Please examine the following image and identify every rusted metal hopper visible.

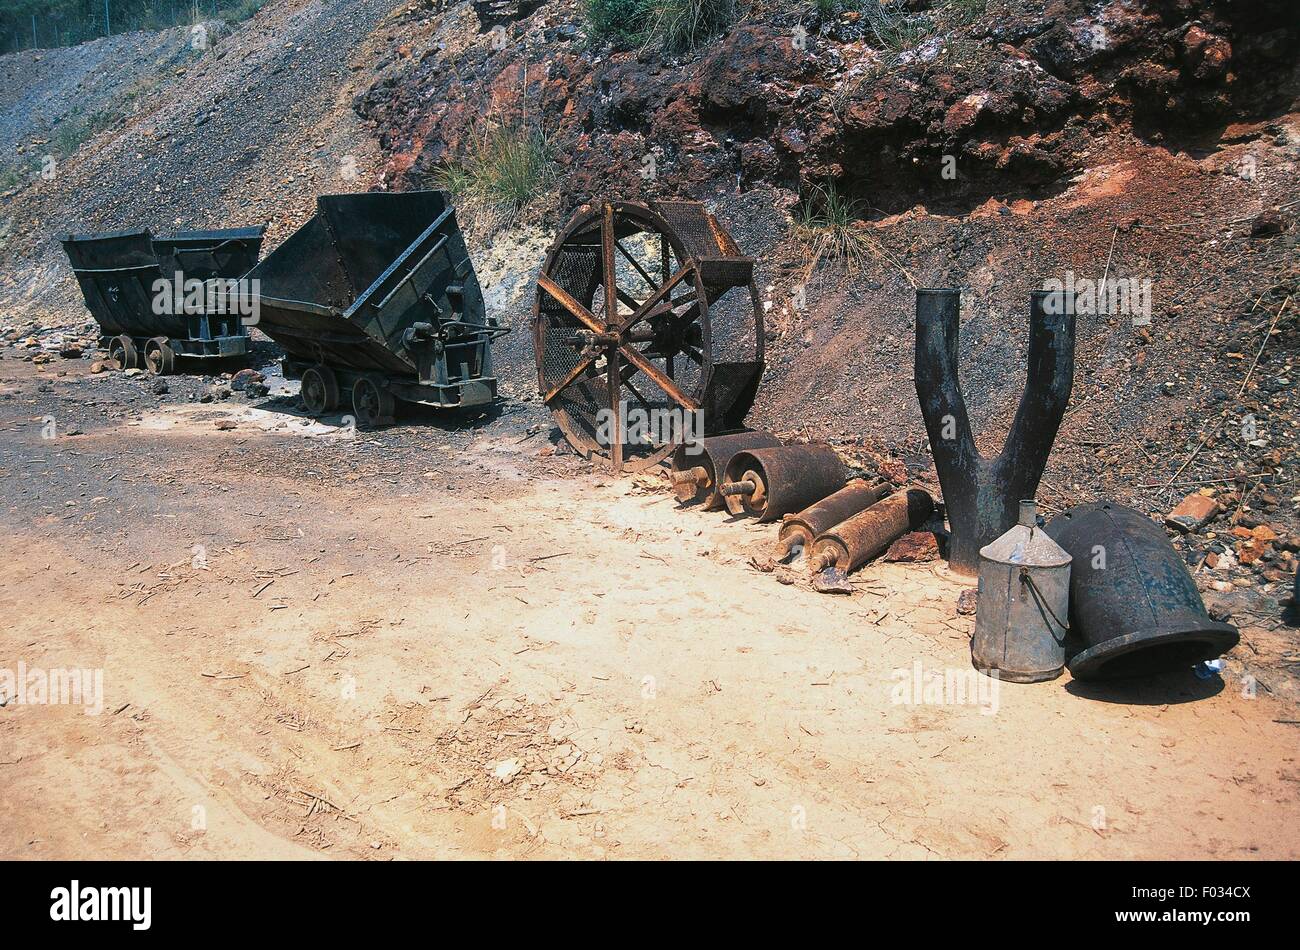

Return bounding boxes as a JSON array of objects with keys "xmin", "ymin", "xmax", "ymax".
[
  {"xmin": 1045, "ymin": 502, "xmax": 1239, "ymax": 680},
  {"xmin": 245, "ymin": 192, "xmax": 506, "ymax": 427},
  {"xmin": 533, "ymin": 200, "xmax": 764, "ymax": 473},
  {"xmin": 61, "ymin": 225, "xmax": 264, "ymax": 373}
]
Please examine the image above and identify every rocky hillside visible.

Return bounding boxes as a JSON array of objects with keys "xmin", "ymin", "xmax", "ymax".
[{"xmin": 2, "ymin": 0, "xmax": 1298, "ymax": 604}]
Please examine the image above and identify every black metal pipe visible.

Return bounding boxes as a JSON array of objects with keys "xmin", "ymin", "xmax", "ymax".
[{"xmin": 914, "ymin": 288, "xmax": 1075, "ymax": 575}]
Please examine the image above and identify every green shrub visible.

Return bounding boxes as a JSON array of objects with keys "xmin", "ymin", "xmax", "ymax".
[{"xmin": 430, "ymin": 122, "xmax": 558, "ymax": 233}]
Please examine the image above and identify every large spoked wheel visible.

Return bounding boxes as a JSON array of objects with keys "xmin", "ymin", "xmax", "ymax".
[
  {"xmin": 351, "ymin": 374, "xmax": 395, "ymax": 429},
  {"xmin": 301, "ymin": 364, "xmax": 340, "ymax": 416},
  {"xmin": 143, "ymin": 337, "xmax": 177, "ymax": 375},
  {"xmin": 535, "ymin": 201, "xmax": 755, "ymax": 473},
  {"xmin": 108, "ymin": 334, "xmax": 140, "ymax": 370}
]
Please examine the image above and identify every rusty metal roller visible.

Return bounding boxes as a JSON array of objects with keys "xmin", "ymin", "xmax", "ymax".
[
  {"xmin": 810, "ymin": 488, "xmax": 935, "ymax": 573},
  {"xmin": 775, "ymin": 479, "xmax": 891, "ymax": 558},
  {"xmin": 1045, "ymin": 502, "xmax": 1239, "ymax": 680},
  {"xmin": 670, "ymin": 430, "xmax": 781, "ymax": 509},
  {"xmin": 719, "ymin": 444, "xmax": 847, "ymax": 522}
]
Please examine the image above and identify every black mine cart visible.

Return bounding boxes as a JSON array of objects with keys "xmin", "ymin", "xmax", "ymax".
[
  {"xmin": 244, "ymin": 191, "xmax": 506, "ymax": 427},
  {"xmin": 61, "ymin": 225, "xmax": 266, "ymax": 374}
]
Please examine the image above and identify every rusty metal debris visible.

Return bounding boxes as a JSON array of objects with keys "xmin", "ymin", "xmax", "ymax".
[
  {"xmin": 1045, "ymin": 502, "xmax": 1239, "ymax": 680},
  {"xmin": 670, "ymin": 429, "xmax": 781, "ymax": 508},
  {"xmin": 775, "ymin": 479, "xmax": 890, "ymax": 559},
  {"xmin": 810, "ymin": 487, "xmax": 934, "ymax": 574},
  {"xmin": 244, "ymin": 192, "xmax": 506, "ymax": 428},
  {"xmin": 720, "ymin": 444, "xmax": 846, "ymax": 523},
  {"xmin": 915, "ymin": 288, "xmax": 1076, "ymax": 576},
  {"xmin": 62, "ymin": 225, "xmax": 265, "ymax": 373},
  {"xmin": 533, "ymin": 200, "xmax": 764, "ymax": 473}
]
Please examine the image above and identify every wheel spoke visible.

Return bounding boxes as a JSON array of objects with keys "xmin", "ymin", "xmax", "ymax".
[
  {"xmin": 602, "ymin": 204, "xmax": 622, "ymax": 472},
  {"xmin": 620, "ymin": 345, "xmax": 699, "ymax": 412},
  {"xmin": 615, "ymin": 239, "xmax": 660, "ymax": 293},
  {"xmin": 542, "ymin": 349, "xmax": 601, "ymax": 405},
  {"xmin": 537, "ymin": 273, "xmax": 603, "ymax": 335},
  {"xmin": 612, "ymin": 264, "xmax": 695, "ymax": 337}
]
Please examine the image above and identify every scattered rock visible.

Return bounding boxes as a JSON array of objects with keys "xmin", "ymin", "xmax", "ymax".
[
  {"xmin": 230, "ymin": 369, "xmax": 265, "ymax": 392},
  {"xmin": 1165, "ymin": 493, "xmax": 1220, "ymax": 533},
  {"xmin": 489, "ymin": 757, "xmax": 523, "ymax": 784},
  {"xmin": 812, "ymin": 567, "xmax": 853, "ymax": 595},
  {"xmin": 884, "ymin": 531, "xmax": 940, "ymax": 562},
  {"xmin": 956, "ymin": 589, "xmax": 978, "ymax": 615},
  {"xmin": 214, "ymin": 419, "xmax": 238, "ymax": 431},
  {"xmin": 1250, "ymin": 210, "xmax": 1285, "ymax": 238}
]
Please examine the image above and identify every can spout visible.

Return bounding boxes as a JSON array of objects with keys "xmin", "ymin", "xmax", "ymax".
[{"xmin": 1018, "ymin": 499, "xmax": 1037, "ymax": 528}]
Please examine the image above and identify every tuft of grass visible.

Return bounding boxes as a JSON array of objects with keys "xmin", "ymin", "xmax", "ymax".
[
  {"xmin": 944, "ymin": 0, "xmax": 988, "ymax": 26},
  {"xmin": 430, "ymin": 122, "xmax": 558, "ymax": 235},
  {"xmin": 646, "ymin": 0, "xmax": 736, "ymax": 55},
  {"xmin": 584, "ymin": 0, "xmax": 650, "ymax": 47},
  {"xmin": 585, "ymin": 0, "xmax": 736, "ymax": 53},
  {"xmin": 793, "ymin": 181, "xmax": 871, "ymax": 274}
]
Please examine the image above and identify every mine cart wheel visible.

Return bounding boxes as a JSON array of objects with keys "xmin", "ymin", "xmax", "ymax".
[
  {"xmin": 108, "ymin": 334, "xmax": 140, "ymax": 371},
  {"xmin": 351, "ymin": 374, "xmax": 395, "ymax": 429},
  {"xmin": 532, "ymin": 200, "xmax": 763, "ymax": 474},
  {"xmin": 300, "ymin": 365, "xmax": 340, "ymax": 416},
  {"xmin": 143, "ymin": 337, "xmax": 177, "ymax": 375}
]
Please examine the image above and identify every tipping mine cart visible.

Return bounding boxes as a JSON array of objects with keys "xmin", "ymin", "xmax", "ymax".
[
  {"xmin": 244, "ymin": 191, "xmax": 506, "ymax": 428},
  {"xmin": 61, "ymin": 225, "xmax": 265, "ymax": 374}
]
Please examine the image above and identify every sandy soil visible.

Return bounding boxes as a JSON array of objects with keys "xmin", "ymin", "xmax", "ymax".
[{"xmin": 0, "ymin": 357, "xmax": 1297, "ymax": 860}]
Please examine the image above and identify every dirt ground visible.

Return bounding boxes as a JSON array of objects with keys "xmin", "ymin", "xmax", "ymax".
[{"xmin": 1, "ymin": 354, "xmax": 1297, "ymax": 861}]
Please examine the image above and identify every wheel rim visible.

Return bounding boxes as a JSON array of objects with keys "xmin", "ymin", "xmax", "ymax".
[
  {"xmin": 353, "ymin": 377, "xmax": 387, "ymax": 426},
  {"xmin": 534, "ymin": 201, "xmax": 711, "ymax": 473},
  {"xmin": 144, "ymin": 340, "xmax": 165, "ymax": 373},
  {"xmin": 302, "ymin": 369, "xmax": 327, "ymax": 415}
]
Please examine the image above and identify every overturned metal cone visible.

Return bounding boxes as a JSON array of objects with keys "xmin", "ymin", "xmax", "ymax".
[
  {"xmin": 810, "ymin": 487, "xmax": 935, "ymax": 574},
  {"xmin": 1045, "ymin": 502, "xmax": 1239, "ymax": 680},
  {"xmin": 720, "ymin": 444, "xmax": 847, "ymax": 523},
  {"xmin": 914, "ymin": 288, "xmax": 1076, "ymax": 576},
  {"xmin": 775, "ymin": 480, "xmax": 891, "ymax": 560},
  {"xmin": 670, "ymin": 430, "xmax": 781, "ymax": 508}
]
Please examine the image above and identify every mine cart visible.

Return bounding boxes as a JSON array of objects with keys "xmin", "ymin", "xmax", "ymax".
[
  {"xmin": 62, "ymin": 225, "xmax": 265, "ymax": 374},
  {"xmin": 244, "ymin": 191, "xmax": 505, "ymax": 428},
  {"xmin": 532, "ymin": 200, "xmax": 765, "ymax": 473}
]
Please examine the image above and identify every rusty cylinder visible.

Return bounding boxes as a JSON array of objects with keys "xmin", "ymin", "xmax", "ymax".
[
  {"xmin": 776, "ymin": 480, "xmax": 891, "ymax": 558},
  {"xmin": 670, "ymin": 430, "xmax": 782, "ymax": 509},
  {"xmin": 720, "ymin": 444, "xmax": 847, "ymax": 522},
  {"xmin": 810, "ymin": 487, "xmax": 935, "ymax": 573}
]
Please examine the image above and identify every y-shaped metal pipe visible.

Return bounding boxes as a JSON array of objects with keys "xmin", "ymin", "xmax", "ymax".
[{"xmin": 914, "ymin": 289, "xmax": 1076, "ymax": 575}]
